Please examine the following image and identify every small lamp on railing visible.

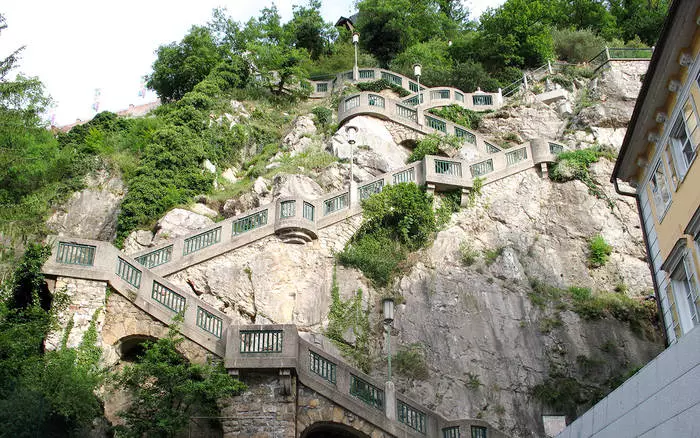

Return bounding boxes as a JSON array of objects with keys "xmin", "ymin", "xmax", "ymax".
[
  {"xmin": 413, "ymin": 63, "xmax": 422, "ymax": 105},
  {"xmin": 382, "ymin": 297, "xmax": 395, "ymax": 382},
  {"xmin": 346, "ymin": 125, "xmax": 358, "ymax": 205}
]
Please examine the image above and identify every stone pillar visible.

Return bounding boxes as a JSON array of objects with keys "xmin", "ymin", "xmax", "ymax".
[
  {"xmin": 540, "ymin": 162, "xmax": 548, "ymax": 178},
  {"xmin": 426, "ymin": 183, "xmax": 435, "ymax": 196},
  {"xmin": 385, "ymin": 381, "xmax": 396, "ymax": 421},
  {"xmin": 460, "ymin": 187, "xmax": 470, "ymax": 208}
]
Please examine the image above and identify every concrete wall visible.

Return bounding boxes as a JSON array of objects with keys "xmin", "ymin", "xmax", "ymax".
[{"xmin": 556, "ymin": 325, "xmax": 700, "ymax": 437}]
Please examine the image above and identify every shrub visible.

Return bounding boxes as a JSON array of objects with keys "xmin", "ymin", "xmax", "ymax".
[
  {"xmin": 356, "ymin": 79, "xmax": 410, "ymax": 97},
  {"xmin": 428, "ymin": 105, "xmax": 482, "ymax": 130},
  {"xmin": 407, "ymin": 136, "xmax": 441, "ymax": 163},
  {"xmin": 466, "ymin": 372, "xmax": 481, "ymax": 389},
  {"xmin": 459, "ymin": 242, "xmax": 478, "ymax": 266},
  {"xmin": 588, "ymin": 235, "xmax": 612, "ymax": 268},
  {"xmin": 337, "ymin": 231, "xmax": 407, "ymax": 287},
  {"xmin": 311, "ymin": 106, "xmax": 332, "ymax": 127},
  {"xmin": 552, "ymin": 28, "xmax": 607, "ymax": 63},
  {"xmin": 484, "ymin": 246, "xmax": 504, "ymax": 266},
  {"xmin": 394, "ymin": 343, "xmax": 429, "ymax": 380}
]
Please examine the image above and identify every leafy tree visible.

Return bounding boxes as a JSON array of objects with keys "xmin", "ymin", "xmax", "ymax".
[
  {"xmin": 147, "ymin": 26, "xmax": 226, "ymax": 101},
  {"xmin": 114, "ymin": 322, "xmax": 246, "ymax": 437},
  {"xmin": 0, "ymin": 244, "xmax": 103, "ymax": 437},
  {"xmin": 284, "ymin": 0, "xmax": 335, "ymax": 60},
  {"xmin": 609, "ymin": 0, "xmax": 669, "ymax": 45}
]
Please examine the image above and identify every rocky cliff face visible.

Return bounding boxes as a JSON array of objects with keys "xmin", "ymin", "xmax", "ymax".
[{"xmin": 51, "ymin": 61, "xmax": 662, "ymax": 437}]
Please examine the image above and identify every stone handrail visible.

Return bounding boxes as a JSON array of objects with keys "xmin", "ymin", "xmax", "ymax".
[
  {"xmin": 43, "ymin": 236, "xmax": 231, "ymax": 357},
  {"xmin": 308, "ymin": 67, "xmax": 503, "ymax": 110},
  {"xmin": 401, "ymin": 86, "xmax": 503, "ymax": 112},
  {"xmin": 226, "ymin": 324, "xmax": 509, "ymax": 438}
]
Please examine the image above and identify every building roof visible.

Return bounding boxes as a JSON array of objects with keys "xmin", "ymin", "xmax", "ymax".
[{"xmin": 612, "ymin": 0, "xmax": 697, "ymax": 184}]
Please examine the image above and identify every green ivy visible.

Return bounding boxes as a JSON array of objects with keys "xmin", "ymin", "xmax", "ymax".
[
  {"xmin": 356, "ymin": 79, "xmax": 410, "ymax": 97},
  {"xmin": 428, "ymin": 105, "xmax": 483, "ymax": 130}
]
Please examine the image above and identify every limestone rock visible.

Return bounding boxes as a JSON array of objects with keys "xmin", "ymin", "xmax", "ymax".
[
  {"xmin": 221, "ymin": 167, "xmax": 239, "ymax": 184},
  {"xmin": 153, "ymin": 208, "xmax": 214, "ymax": 243},
  {"xmin": 271, "ymin": 173, "xmax": 325, "ymax": 199},
  {"xmin": 47, "ymin": 168, "xmax": 125, "ymax": 241},
  {"xmin": 189, "ymin": 203, "xmax": 219, "ymax": 219},
  {"xmin": 203, "ymin": 159, "xmax": 216, "ymax": 173},
  {"xmin": 283, "ymin": 115, "xmax": 317, "ymax": 156},
  {"xmin": 122, "ymin": 230, "xmax": 154, "ymax": 253},
  {"xmin": 481, "ymin": 100, "xmax": 565, "ymax": 141}
]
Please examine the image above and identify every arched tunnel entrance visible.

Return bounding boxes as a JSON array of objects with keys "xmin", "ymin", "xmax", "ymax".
[
  {"xmin": 300, "ymin": 421, "xmax": 371, "ymax": 438},
  {"xmin": 117, "ymin": 334, "xmax": 158, "ymax": 362}
]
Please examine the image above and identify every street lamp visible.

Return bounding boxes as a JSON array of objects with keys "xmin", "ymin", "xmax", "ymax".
[
  {"xmin": 413, "ymin": 63, "xmax": 422, "ymax": 105},
  {"xmin": 352, "ymin": 32, "xmax": 360, "ymax": 81},
  {"xmin": 345, "ymin": 125, "xmax": 358, "ymax": 205},
  {"xmin": 382, "ymin": 298, "xmax": 395, "ymax": 382}
]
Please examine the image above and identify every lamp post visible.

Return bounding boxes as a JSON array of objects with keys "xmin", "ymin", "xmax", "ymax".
[
  {"xmin": 382, "ymin": 298, "xmax": 395, "ymax": 382},
  {"xmin": 413, "ymin": 63, "xmax": 422, "ymax": 105},
  {"xmin": 345, "ymin": 125, "xmax": 357, "ymax": 205},
  {"xmin": 352, "ymin": 32, "xmax": 360, "ymax": 81}
]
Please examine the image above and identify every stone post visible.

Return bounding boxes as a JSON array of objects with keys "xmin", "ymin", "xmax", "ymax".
[
  {"xmin": 385, "ymin": 381, "xmax": 396, "ymax": 421},
  {"xmin": 523, "ymin": 73, "xmax": 528, "ymax": 91}
]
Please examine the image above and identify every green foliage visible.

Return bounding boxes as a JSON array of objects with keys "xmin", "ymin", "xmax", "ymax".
[
  {"xmin": 311, "ymin": 106, "xmax": 332, "ymax": 127},
  {"xmin": 539, "ymin": 315, "xmax": 564, "ymax": 333},
  {"xmin": 325, "ymin": 268, "xmax": 372, "ymax": 373},
  {"xmin": 0, "ymin": 243, "xmax": 104, "ymax": 437},
  {"xmin": 588, "ymin": 234, "xmax": 612, "ymax": 268},
  {"xmin": 552, "ymin": 28, "xmax": 607, "ymax": 63},
  {"xmin": 408, "ymin": 137, "xmax": 440, "ymax": 163},
  {"xmin": 285, "ymin": 0, "xmax": 335, "ymax": 60},
  {"xmin": 356, "ymin": 78, "xmax": 410, "ymax": 97},
  {"xmin": 609, "ymin": 0, "xmax": 669, "ymax": 46},
  {"xmin": 114, "ymin": 321, "xmax": 246, "ymax": 437},
  {"xmin": 549, "ymin": 146, "xmax": 616, "ymax": 208},
  {"xmin": 459, "ymin": 242, "xmax": 478, "ymax": 266},
  {"xmin": 484, "ymin": 246, "xmax": 504, "ymax": 266},
  {"xmin": 435, "ymin": 189, "xmax": 462, "ymax": 228},
  {"xmin": 394, "ymin": 343, "xmax": 429, "ymax": 380},
  {"xmin": 428, "ymin": 105, "xmax": 482, "ymax": 130},
  {"xmin": 339, "ymin": 183, "xmax": 439, "ymax": 286},
  {"xmin": 466, "ymin": 372, "xmax": 481, "ymax": 389}
]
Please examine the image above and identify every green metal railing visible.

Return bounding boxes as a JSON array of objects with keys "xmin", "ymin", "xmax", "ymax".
[
  {"xmin": 455, "ymin": 91, "xmax": 464, "ymax": 102},
  {"xmin": 324, "ymin": 193, "xmax": 349, "ymax": 215},
  {"xmin": 342, "ymin": 71, "xmax": 354, "ymax": 80},
  {"xmin": 368, "ymin": 94, "xmax": 385, "ymax": 108},
  {"xmin": 240, "ymin": 330, "xmax": 283, "ymax": 353},
  {"xmin": 349, "ymin": 375, "xmax": 384, "ymax": 410},
  {"xmin": 455, "ymin": 127, "xmax": 476, "ymax": 144},
  {"xmin": 309, "ymin": 350, "xmax": 336, "ymax": 384},
  {"xmin": 426, "ymin": 115, "xmax": 447, "ymax": 133},
  {"xmin": 506, "ymin": 147, "xmax": 528, "ymax": 166},
  {"xmin": 409, "ymin": 81, "xmax": 419, "ymax": 92},
  {"xmin": 485, "ymin": 142, "xmax": 500, "ymax": 154},
  {"xmin": 471, "ymin": 426, "xmax": 487, "ymax": 438},
  {"xmin": 443, "ymin": 426, "xmax": 461, "ymax": 438},
  {"xmin": 549, "ymin": 142, "xmax": 564, "ymax": 154},
  {"xmin": 473, "ymin": 95, "xmax": 493, "ymax": 106},
  {"xmin": 280, "ymin": 200, "xmax": 296, "ymax": 218},
  {"xmin": 136, "ymin": 245, "xmax": 173, "ymax": 268},
  {"xmin": 196, "ymin": 307, "xmax": 223, "ymax": 338},
  {"xmin": 396, "ymin": 104, "xmax": 418, "ymax": 122},
  {"xmin": 232, "ymin": 209, "xmax": 268, "ymax": 236},
  {"xmin": 116, "ymin": 257, "xmax": 142, "ymax": 288},
  {"xmin": 183, "ymin": 227, "xmax": 221, "ymax": 256},
  {"xmin": 470, "ymin": 159, "xmax": 494, "ymax": 177},
  {"xmin": 403, "ymin": 96, "xmax": 419, "ymax": 106},
  {"xmin": 398, "ymin": 400, "xmax": 427, "ymax": 434},
  {"xmin": 358, "ymin": 180, "xmax": 384, "ymax": 200},
  {"xmin": 345, "ymin": 95, "xmax": 361, "ymax": 111},
  {"xmin": 359, "ymin": 69, "xmax": 375, "ymax": 79},
  {"xmin": 393, "ymin": 167, "xmax": 415, "ymax": 184},
  {"xmin": 56, "ymin": 242, "xmax": 96, "ymax": 266},
  {"xmin": 381, "ymin": 71, "xmax": 403, "ymax": 86},
  {"xmin": 152, "ymin": 281, "xmax": 186, "ymax": 313},
  {"xmin": 316, "ymin": 82, "xmax": 328, "ymax": 93},
  {"xmin": 303, "ymin": 202, "xmax": 315, "ymax": 221},
  {"xmin": 431, "ymin": 89, "xmax": 450, "ymax": 100},
  {"xmin": 435, "ymin": 159, "xmax": 462, "ymax": 177}
]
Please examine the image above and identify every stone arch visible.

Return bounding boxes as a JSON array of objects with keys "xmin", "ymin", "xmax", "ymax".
[
  {"xmin": 300, "ymin": 421, "xmax": 371, "ymax": 438},
  {"xmin": 116, "ymin": 334, "xmax": 158, "ymax": 362}
]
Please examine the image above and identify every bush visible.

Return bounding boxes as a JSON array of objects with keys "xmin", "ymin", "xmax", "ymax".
[
  {"xmin": 552, "ymin": 28, "xmax": 607, "ymax": 63},
  {"xmin": 588, "ymin": 235, "xmax": 612, "ymax": 268},
  {"xmin": 484, "ymin": 246, "xmax": 504, "ymax": 266},
  {"xmin": 428, "ymin": 105, "xmax": 482, "ymax": 130},
  {"xmin": 459, "ymin": 242, "xmax": 478, "ymax": 266},
  {"xmin": 311, "ymin": 106, "xmax": 332, "ymax": 127},
  {"xmin": 356, "ymin": 79, "xmax": 410, "ymax": 97},
  {"xmin": 337, "ymin": 231, "xmax": 406, "ymax": 287},
  {"xmin": 407, "ymin": 136, "xmax": 440, "ymax": 163},
  {"xmin": 394, "ymin": 343, "xmax": 429, "ymax": 380}
]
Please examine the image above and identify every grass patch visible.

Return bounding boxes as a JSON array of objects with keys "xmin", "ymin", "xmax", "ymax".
[
  {"xmin": 459, "ymin": 241, "xmax": 479, "ymax": 266},
  {"xmin": 484, "ymin": 246, "xmax": 504, "ymax": 266},
  {"xmin": 428, "ymin": 105, "xmax": 482, "ymax": 130},
  {"xmin": 549, "ymin": 146, "xmax": 617, "ymax": 209},
  {"xmin": 588, "ymin": 234, "xmax": 612, "ymax": 268},
  {"xmin": 394, "ymin": 343, "xmax": 429, "ymax": 380}
]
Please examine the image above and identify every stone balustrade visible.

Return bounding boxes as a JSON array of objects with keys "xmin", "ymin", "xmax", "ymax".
[
  {"xmin": 43, "ymin": 236, "xmax": 230, "ymax": 357},
  {"xmin": 226, "ymin": 324, "xmax": 509, "ymax": 438}
]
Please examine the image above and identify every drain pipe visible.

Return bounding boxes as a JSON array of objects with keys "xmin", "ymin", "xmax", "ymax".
[{"xmin": 613, "ymin": 178, "xmax": 668, "ymax": 347}]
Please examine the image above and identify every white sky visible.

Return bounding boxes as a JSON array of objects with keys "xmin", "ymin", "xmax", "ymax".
[{"xmin": 0, "ymin": 0, "xmax": 504, "ymax": 125}]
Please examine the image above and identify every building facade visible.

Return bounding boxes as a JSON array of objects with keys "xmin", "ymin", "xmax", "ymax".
[{"xmin": 612, "ymin": 1, "xmax": 700, "ymax": 345}]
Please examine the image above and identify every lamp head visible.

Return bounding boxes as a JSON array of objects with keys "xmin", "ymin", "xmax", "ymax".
[
  {"xmin": 345, "ymin": 125, "xmax": 358, "ymax": 145},
  {"xmin": 352, "ymin": 32, "xmax": 359, "ymax": 44},
  {"xmin": 382, "ymin": 298, "xmax": 395, "ymax": 324},
  {"xmin": 413, "ymin": 63, "xmax": 422, "ymax": 77}
]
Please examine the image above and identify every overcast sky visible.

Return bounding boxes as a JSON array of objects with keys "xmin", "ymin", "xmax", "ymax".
[{"xmin": 0, "ymin": 0, "xmax": 504, "ymax": 125}]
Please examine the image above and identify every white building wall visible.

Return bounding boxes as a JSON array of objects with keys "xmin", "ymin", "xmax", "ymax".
[{"xmin": 556, "ymin": 325, "xmax": 700, "ymax": 438}]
